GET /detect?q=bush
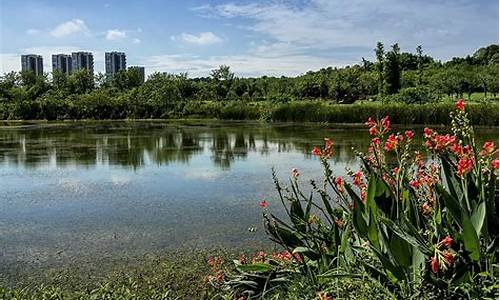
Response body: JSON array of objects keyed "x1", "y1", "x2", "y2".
[{"x1": 384, "y1": 86, "x2": 438, "y2": 104}]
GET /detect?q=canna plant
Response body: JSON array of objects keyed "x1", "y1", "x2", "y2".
[{"x1": 226, "y1": 99, "x2": 498, "y2": 299}]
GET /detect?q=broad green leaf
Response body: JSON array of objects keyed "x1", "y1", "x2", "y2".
[
  {"x1": 290, "y1": 200, "x2": 306, "y2": 232},
  {"x1": 462, "y1": 213, "x2": 481, "y2": 261},
  {"x1": 389, "y1": 234, "x2": 412, "y2": 267},
  {"x1": 366, "y1": 174, "x2": 380, "y2": 250},
  {"x1": 470, "y1": 201, "x2": 486, "y2": 236},
  {"x1": 236, "y1": 262, "x2": 274, "y2": 273},
  {"x1": 437, "y1": 185, "x2": 463, "y2": 226}
]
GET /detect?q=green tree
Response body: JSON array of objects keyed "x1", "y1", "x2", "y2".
[
  {"x1": 375, "y1": 42, "x2": 385, "y2": 97},
  {"x1": 383, "y1": 43, "x2": 401, "y2": 95}
]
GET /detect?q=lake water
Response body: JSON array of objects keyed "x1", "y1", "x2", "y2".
[{"x1": 0, "y1": 121, "x2": 497, "y2": 275}]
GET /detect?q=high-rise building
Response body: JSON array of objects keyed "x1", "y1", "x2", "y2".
[
  {"x1": 128, "y1": 66, "x2": 145, "y2": 84},
  {"x1": 52, "y1": 54, "x2": 72, "y2": 75},
  {"x1": 21, "y1": 54, "x2": 43, "y2": 76},
  {"x1": 71, "y1": 52, "x2": 94, "y2": 74},
  {"x1": 105, "y1": 52, "x2": 126, "y2": 77}
]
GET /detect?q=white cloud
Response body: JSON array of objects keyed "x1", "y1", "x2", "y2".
[
  {"x1": 142, "y1": 50, "x2": 345, "y2": 78},
  {"x1": 132, "y1": 38, "x2": 141, "y2": 44},
  {"x1": 0, "y1": 53, "x2": 19, "y2": 74},
  {"x1": 177, "y1": 32, "x2": 223, "y2": 45},
  {"x1": 105, "y1": 29, "x2": 127, "y2": 41},
  {"x1": 50, "y1": 19, "x2": 89, "y2": 38},
  {"x1": 197, "y1": 0, "x2": 498, "y2": 61}
]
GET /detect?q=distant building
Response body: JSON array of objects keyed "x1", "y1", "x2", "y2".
[
  {"x1": 128, "y1": 66, "x2": 145, "y2": 84},
  {"x1": 71, "y1": 52, "x2": 94, "y2": 74},
  {"x1": 21, "y1": 54, "x2": 43, "y2": 76},
  {"x1": 105, "y1": 52, "x2": 126, "y2": 77},
  {"x1": 52, "y1": 54, "x2": 72, "y2": 75}
]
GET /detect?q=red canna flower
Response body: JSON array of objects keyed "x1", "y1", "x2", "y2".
[
  {"x1": 259, "y1": 200, "x2": 268, "y2": 208},
  {"x1": 443, "y1": 250, "x2": 454, "y2": 266},
  {"x1": 353, "y1": 170, "x2": 363, "y2": 186},
  {"x1": 431, "y1": 256, "x2": 440, "y2": 274},
  {"x1": 455, "y1": 99, "x2": 465, "y2": 111},
  {"x1": 492, "y1": 159, "x2": 499, "y2": 170},
  {"x1": 316, "y1": 292, "x2": 333, "y2": 300},
  {"x1": 369, "y1": 126, "x2": 379, "y2": 136},
  {"x1": 457, "y1": 158, "x2": 474, "y2": 177},
  {"x1": 440, "y1": 235, "x2": 453, "y2": 247},
  {"x1": 422, "y1": 202, "x2": 432, "y2": 215},
  {"x1": 335, "y1": 177, "x2": 344, "y2": 192},
  {"x1": 405, "y1": 130, "x2": 414, "y2": 140},
  {"x1": 424, "y1": 127, "x2": 433, "y2": 138},
  {"x1": 312, "y1": 147, "x2": 321, "y2": 156},
  {"x1": 384, "y1": 134, "x2": 398, "y2": 151},
  {"x1": 364, "y1": 117, "x2": 376, "y2": 127},
  {"x1": 410, "y1": 179, "x2": 421, "y2": 189},
  {"x1": 480, "y1": 141, "x2": 496, "y2": 157},
  {"x1": 381, "y1": 116, "x2": 390, "y2": 132},
  {"x1": 371, "y1": 137, "x2": 381, "y2": 146}
]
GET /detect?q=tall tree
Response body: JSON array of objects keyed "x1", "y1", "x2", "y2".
[
  {"x1": 375, "y1": 42, "x2": 385, "y2": 97},
  {"x1": 384, "y1": 43, "x2": 401, "y2": 95},
  {"x1": 416, "y1": 45, "x2": 423, "y2": 86}
]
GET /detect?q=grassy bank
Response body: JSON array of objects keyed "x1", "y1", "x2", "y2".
[
  {"x1": 0, "y1": 248, "x2": 383, "y2": 300},
  {"x1": 1, "y1": 99, "x2": 497, "y2": 125},
  {"x1": 0, "y1": 250, "x2": 226, "y2": 299},
  {"x1": 182, "y1": 101, "x2": 498, "y2": 125}
]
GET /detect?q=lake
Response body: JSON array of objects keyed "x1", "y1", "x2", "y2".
[{"x1": 0, "y1": 120, "x2": 497, "y2": 277}]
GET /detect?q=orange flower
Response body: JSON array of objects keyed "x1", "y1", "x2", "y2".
[
  {"x1": 457, "y1": 158, "x2": 474, "y2": 177},
  {"x1": 480, "y1": 141, "x2": 496, "y2": 157},
  {"x1": 440, "y1": 235, "x2": 453, "y2": 247},
  {"x1": 335, "y1": 177, "x2": 344, "y2": 192},
  {"x1": 443, "y1": 250, "x2": 454, "y2": 266},
  {"x1": 431, "y1": 256, "x2": 440, "y2": 274},
  {"x1": 492, "y1": 159, "x2": 499, "y2": 170},
  {"x1": 316, "y1": 292, "x2": 333, "y2": 300},
  {"x1": 353, "y1": 170, "x2": 363, "y2": 186},
  {"x1": 422, "y1": 202, "x2": 432, "y2": 215},
  {"x1": 384, "y1": 134, "x2": 398, "y2": 151},
  {"x1": 410, "y1": 179, "x2": 421, "y2": 189},
  {"x1": 423, "y1": 127, "x2": 433, "y2": 138},
  {"x1": 312, "y1": 147, "x2": 321, "y2": 156},
  {"x1": 381, "y1": 116, "x2": 390, "y2": 132}
]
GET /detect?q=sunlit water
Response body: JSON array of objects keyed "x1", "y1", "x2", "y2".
[{"x1": 0, "y1": 120, "x2": 497, "y2": 274}]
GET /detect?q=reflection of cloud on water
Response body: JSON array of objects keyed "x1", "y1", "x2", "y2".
[
  {"x1": 58, "y1": 178, "x2": 85, "y2": 192},
  {"x1": 183, "y1": 169, "x2": 223, "y2": 181},
  {"x1": 110, "y1": 175, "x2": 131, "y2": 186}
]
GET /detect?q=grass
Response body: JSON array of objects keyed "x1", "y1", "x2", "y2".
[
  {"x1": 0, "y1": 249, "x2": 229, "y2": 299},
  {"x1": 180, "y1": 100, "x2": 499, "y2": 126}
]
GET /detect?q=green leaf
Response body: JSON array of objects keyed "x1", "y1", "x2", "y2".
[
  {"x1": 236, "y1": 262, "x2": 274, "y2": 273},
  {"x1": 389, "y1": 234, "x2": 412, "y2": 267},
  {"x1": 366, "y1": 174, "x2": 380, "y2": 250},
  {"x1": 290, "y1": 200, "x2": 306, "y2": 232},
  {"x1": 437, "y1": 185, "x2": 463, "y2": 226},
  {"x1": 462, "y1": 213, "x2": 481, "y2": 261},
  {"x1": 470, "y1": 201, "x2": 486, "y2": 236}
]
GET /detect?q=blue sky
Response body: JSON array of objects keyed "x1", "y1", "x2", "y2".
[{"x1": 0, "y1": 0, "x2": 498, "y2": 77}]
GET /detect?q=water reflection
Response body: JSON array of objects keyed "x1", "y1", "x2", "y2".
[{"x1": 0, "y1": 121, "x2": 377, "y2": 170}]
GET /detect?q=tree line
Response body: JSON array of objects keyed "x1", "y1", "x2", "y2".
[{"x1": 0, "y1": 43, "x2": 497, "y2": 120}]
